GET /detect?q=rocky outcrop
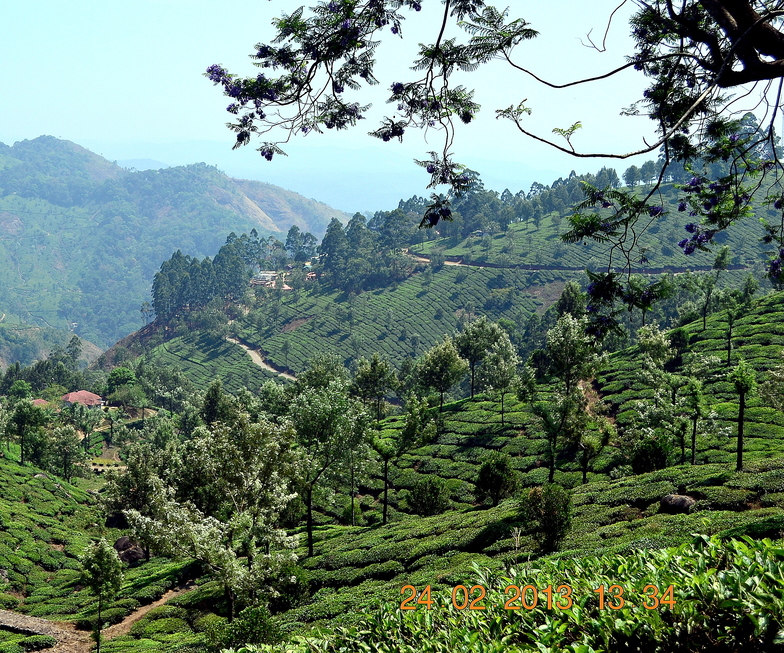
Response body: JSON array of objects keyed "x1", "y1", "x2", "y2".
[{"x1": 660, "y1": 494, "x2": 696, "y2": 514}]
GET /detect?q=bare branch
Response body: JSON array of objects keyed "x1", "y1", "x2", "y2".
[{"x1": 581, "y1": 0, "x2": 630, "y2": 52}]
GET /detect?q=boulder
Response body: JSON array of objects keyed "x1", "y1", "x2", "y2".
[
  {"x1": 119, "y1": 546, "x2": 145, "y2": 564},
  {"x1": 113, "y1": 535, "x2": 134, "y2": 552},
  {"x1": 660, "y1": 494, "x2": 696, "y2": 514}
]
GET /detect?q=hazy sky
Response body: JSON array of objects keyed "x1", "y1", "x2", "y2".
[{"x1": 1, "y1": 0, "x2": 657, "y2": 212}]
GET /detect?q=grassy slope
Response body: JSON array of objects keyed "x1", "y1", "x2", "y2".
[
  {"x1": 0, "y1": 449, "x2": 189, "y2": 629},
  {"x1": 411, "y1": 182, "x2": 778, "y2": 271},
  {"x1": 146, "y1": 266, "x2": 579, "y2": 392},
  {"x1": 597, "y1": 291, "x2": 784, "y2": 465},
  {"x1": 144, "y1": 332, "x2": 281, "y2": 394}
]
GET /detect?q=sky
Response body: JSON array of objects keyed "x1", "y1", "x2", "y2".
[{"x1": 0, "y1": 0, "x2": 658, "y2": 213}]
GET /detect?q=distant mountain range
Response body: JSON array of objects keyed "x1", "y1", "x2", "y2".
[{"x1": 0, "y1": 136, "x2": 351, "y2": 354}]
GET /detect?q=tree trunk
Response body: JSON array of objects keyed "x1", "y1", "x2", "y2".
[
  {"x1": 439, "y1": 391, "x2": 444, "y2": 412},
  {"x1": 548, "y1": 440, "x2": 556, "y2": 483},
  {"x1": 226, "y1": 586, "x2": 235, "y2": 622},
  {"x1": 691, "y1": 417, "x2": 698, "y2": 465},
  {"x1": 96, "y1": 596, "x2": 103, "y2": 653},
  {"x1": 582, "y1": 460, "x2": 588, "y2": 485},
  {"x1": 350, "y1": 463, "x2": 355, "y2": 527},
  {"x1": 306, "y1": 487, "x2": 314, "y2": 557},
  {"x1": 680, "y1": 432, "x2": 685, "y2": 465},
  {"x1": 470, "y1": 363, "x2": 475, "y2": 398},
  {"x1": 382, "y1": 458, "x2": 389, "y2": 525},
  {"x1": 736, "y1": 392, "x2": 746, "y2": 471},
  {"x1": 500, "y1": 391, "x2": 505, "y2": 425}
]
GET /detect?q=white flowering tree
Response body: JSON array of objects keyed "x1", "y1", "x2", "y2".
[{"x1": 125, "y1": 414, "x2": 299, "y2": 619}]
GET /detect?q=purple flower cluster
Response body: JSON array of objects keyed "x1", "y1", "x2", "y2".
[
  {"x1": 648, "y1": 205, "x2": 664, "y2": 217},
  {"x1": 259, "y1": 147, "x2": 275, "y2": 162},
  {"x1": 683, "y1": 176, "x2": 705, "y2": 193},
  {"x1": 678, "y1": 225, "x2": 715, "y2": 255},
  {"x1": 585, "y1": 315, "x2": 616, "y2": 340},
  {"x1": 678, "y1": 201, "x2": 687, "y2": 211},
  {"x1": 206, "y1": 64, "x2": 229, "y2": 85},
  {"x1": 775, "y1": 197, "x2": 784, "y2": 210},
  {"x1": 391, "y1": 82, "x2": 404, "y2": 95},
  {"x1": 768, "y1": 249, "x2": 784, "y2": 283},
  {"x1": 327, "y1": 1, "x2": 340, "y2": 12}
]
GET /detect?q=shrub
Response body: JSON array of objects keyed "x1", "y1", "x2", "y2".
[
  {"x1": 521, "y1": 483, "x2": 572, "y2": 552},
  {"x1": 19, "y1": 635, "x2": 56, "y2": 651},
  {"x1": 0, "y1": 594, "x2": 19, "y2": 610},
  {"x1": 0, "y1": 643, "x2": 23, "y2": 653},
  {"x1": 143, "y1": 604, "x2": 188, "y2": 621},
  {"x1": 407, "y1": 476, "x2": 451, "y2": 516},
  {"x1": 204, "y1": 605, "x2": 281, "y2": 651},
  {"x1": 192, "y1": 613, "x2": 225, "y2": 634},
  {"x1": 475, "y1": 451, "x2": 519, "y2": 506}
]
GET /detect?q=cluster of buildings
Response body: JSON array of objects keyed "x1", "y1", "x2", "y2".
[
  {"x1": 32, "y1": 390, "x2": 103, "y2": 409},
  {"x1": 249, "y1": 270, "x2": 317, "y2": 289}
]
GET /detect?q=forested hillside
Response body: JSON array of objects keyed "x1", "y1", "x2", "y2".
[{"x1": 0, "y1": 136, "x2": 350, "y2": 352}]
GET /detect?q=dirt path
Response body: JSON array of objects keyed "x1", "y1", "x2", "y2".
[
  {"x1": 0, "y1": 610, "x2": 90, "y2": 653},
  {"x1": 103, "y1": 581, "x2": 196, "y2": 640},
  {"x1": 406, "y1": 251, "x2": 468, "y2": 267},
  {"x1": 0, "y1": 582, "x2": 197, "y2": 652},
  {"x1": 227, "y1": 337, "x2": 297, "y2": 381}
]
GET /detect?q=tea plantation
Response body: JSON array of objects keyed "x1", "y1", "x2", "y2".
[
  {"x1": 0, "y1": 452, "x2": 196, "y2": 651},
  {"x1": 236, "y1": 266, "x2": 574, "y2": 374},
  {"x1": 596, "y1": 290, "x2": 784, "y2": 466},
  {"x1": 411, "y1": 181, "x2": 778, "y2": 272},
  {"x1": 144, "y1": 333, "x2": 280, "y2": 394}
]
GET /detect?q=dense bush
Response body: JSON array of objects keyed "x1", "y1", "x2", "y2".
[
  {"x1": 521, "y1": 483, "x2": 572, "y2": 552},
  {"x1": 406, "y1": 476, "x2": 451, "y2": 516},
  {"x1": 204, "y1": 605, "x2": 281, "y2": 651},
  {"x1": 475, "y1": 451, "x2": 519, "y2": 506}
]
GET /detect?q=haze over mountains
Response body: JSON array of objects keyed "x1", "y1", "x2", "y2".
[{"x1": 0, "y1": 136, "x2": 351, "y2": 358}]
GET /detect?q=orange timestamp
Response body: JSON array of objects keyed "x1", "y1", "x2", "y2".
[{"x1": 400, "y1": 583, "x2": 676, "y2": 611}]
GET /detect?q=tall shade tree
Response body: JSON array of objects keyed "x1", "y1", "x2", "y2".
[
  {"x1": 728, "y1": 359, "x2": 757, "y2": 472},
  {"x1": 532, "y1": 391, "x2": 587, "y2": 484},
  {"x1": 684, "y1": 377, "x2": 706, "y2": 465},
  {"x1": 6, "y1": 401, "x2": 48, "y2": 465},
  {"x1": 454, "y1": 316, "x2": 504, "y2": 398},
  {"x1": 373, "y1": 394, "x2": 436, "y2": 525},
  {"x1": 126, "y1": 415, "x2": 299, "y2": 618},
  {"x1": 351, "y1": 354, "x2": 397, "y2": 423},
  {"x1": 290, "y1": 381, "x2": 367, "y2": 556},
  {"x1": 577, "y1": 429, "x2": 609, "y2": 485},
  {"x1": 49, "y1": 426, "x2": 88, "y2": 483},
  {"x1": 546, "y1": 314, "x2": 605, "y2": 395},
  {"x1": 478, "y1": 332, "x2": 520, "y2": 425},
  {"x1": 81, "y1": 538, "x2": 123, "y2": 653},
  {"x1": 417, "y1": 337, "x2": 468, "y2": 411}
]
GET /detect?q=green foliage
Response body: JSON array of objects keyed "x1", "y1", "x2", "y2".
[
  {"x1": 417, "y1": 337, "x2": 468, "y2": 410},
  {"x1": 475, "y1": 451, "x2": 518, "y2": 506},
  {"x1": 521, "y1": 483, "x2": 572, "y2": 552},
  {"x1": 407, "y1": 476, "x2": 451, "y2": 516},
  {"x1": 241, "y1": 536, "x2": 784, "y2": 653},
  {"x1": 204, "y1": 605, "x2": 282, "y2": 651}
]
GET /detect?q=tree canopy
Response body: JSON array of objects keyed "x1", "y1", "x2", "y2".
[{"x1": 207, "y1": 0, "x2": 784, "y2": 339}]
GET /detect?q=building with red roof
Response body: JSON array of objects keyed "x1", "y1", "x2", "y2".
[{"x1": 61, "y1": 390, "x2": 103, "y2": 408}]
